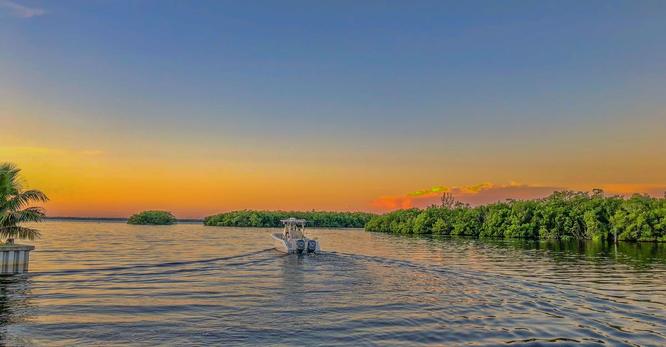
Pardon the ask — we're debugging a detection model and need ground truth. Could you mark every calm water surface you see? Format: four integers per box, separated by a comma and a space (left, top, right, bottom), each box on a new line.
1, 221, 665, 346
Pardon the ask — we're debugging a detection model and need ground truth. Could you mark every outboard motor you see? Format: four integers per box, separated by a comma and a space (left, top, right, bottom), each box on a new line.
307, 240, 317, 253
296, 239, 306, 254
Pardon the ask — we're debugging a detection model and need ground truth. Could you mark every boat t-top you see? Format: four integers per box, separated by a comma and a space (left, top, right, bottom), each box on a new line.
272, 218, 320, 254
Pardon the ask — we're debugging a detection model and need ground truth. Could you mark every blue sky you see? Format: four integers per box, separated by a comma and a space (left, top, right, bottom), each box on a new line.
2, 0, 665, 216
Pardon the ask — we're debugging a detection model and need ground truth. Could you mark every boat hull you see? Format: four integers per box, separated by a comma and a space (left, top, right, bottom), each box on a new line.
272, 233, 320, 254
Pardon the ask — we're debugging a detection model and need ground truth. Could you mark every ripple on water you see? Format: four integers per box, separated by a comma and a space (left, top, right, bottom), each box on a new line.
0, 222, 665, 346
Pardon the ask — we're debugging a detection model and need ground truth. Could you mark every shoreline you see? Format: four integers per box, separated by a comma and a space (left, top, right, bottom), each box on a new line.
44, 217, 204, 223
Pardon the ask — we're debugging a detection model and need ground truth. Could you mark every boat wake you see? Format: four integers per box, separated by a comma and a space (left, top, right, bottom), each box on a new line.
30, 248, 276, 276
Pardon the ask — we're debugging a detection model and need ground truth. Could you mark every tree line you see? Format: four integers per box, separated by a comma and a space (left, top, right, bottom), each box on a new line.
204, 210, 375, 228
127, 210, 177, 225
365, 190, 666, 242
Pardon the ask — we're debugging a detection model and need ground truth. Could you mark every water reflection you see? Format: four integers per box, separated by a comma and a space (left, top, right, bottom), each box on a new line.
4, 222, 666, 346
0, 275, 33, 345
492, 238, 666, 266
418, 234, 666, 269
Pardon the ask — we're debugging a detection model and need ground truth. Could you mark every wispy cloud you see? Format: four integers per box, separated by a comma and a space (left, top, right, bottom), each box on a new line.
373, 182, 561, 211
372, 182, 666, 211
0, 0, 45, 18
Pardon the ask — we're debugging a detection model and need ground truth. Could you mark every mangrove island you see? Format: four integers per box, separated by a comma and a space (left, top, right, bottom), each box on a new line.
365, 190, 666, 242
204, 210, 375, 228
127, 210, 177, 225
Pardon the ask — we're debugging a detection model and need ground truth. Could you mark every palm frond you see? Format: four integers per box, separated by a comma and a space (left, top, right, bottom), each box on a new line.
0, 163, 21, 195
0, 207, 46, 226
3, 190, 49, 211
0, 226, 41, 241
0, 162, 47, 241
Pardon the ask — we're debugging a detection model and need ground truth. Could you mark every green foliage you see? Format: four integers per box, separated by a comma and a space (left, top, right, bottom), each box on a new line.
204, 210, 375, 228
610, 195, 666, 242
0, 163, 48, 241
365, 190, 666, 242
127, 210, 177, 225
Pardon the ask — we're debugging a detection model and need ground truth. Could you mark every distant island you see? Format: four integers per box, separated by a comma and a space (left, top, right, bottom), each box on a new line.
204, 210, 375, 228
46, 217, 128, 222
45, 216, 203, 223
366, 190, 666, 242
127, 211, 177, 225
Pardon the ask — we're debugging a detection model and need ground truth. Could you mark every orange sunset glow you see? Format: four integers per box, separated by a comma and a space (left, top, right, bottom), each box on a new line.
3, 139, 665, 218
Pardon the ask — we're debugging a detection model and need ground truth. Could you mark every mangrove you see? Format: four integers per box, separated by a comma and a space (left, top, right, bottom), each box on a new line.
365, 190, 666, 242
128, 210, 177, 225
204, 210, 374, 228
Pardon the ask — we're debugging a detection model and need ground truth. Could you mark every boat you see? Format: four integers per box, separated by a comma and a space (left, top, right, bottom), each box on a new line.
272, 218, 320, 254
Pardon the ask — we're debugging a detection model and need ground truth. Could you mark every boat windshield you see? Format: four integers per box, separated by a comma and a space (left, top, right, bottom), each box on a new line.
281, 218, 306, 239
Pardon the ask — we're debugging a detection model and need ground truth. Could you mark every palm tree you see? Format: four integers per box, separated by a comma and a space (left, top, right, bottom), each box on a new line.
0, 163, 48, 244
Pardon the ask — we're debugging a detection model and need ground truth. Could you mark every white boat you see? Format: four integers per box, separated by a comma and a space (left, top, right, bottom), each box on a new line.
272, 218, 320, 254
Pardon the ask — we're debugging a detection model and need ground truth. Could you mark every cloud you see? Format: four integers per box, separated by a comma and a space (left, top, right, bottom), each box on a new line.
372, 195, 415, 210
373, 182, 553, 210
372, 182, 666, 211
408, 186, 449, 197
373, 182, 562, 211
0, 0, 45, 18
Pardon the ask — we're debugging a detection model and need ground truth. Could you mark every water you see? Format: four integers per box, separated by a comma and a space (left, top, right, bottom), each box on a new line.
2, 221, 666, 346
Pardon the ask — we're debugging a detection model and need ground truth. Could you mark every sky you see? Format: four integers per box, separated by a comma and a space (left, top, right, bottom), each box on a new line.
1, 0, 665, 218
